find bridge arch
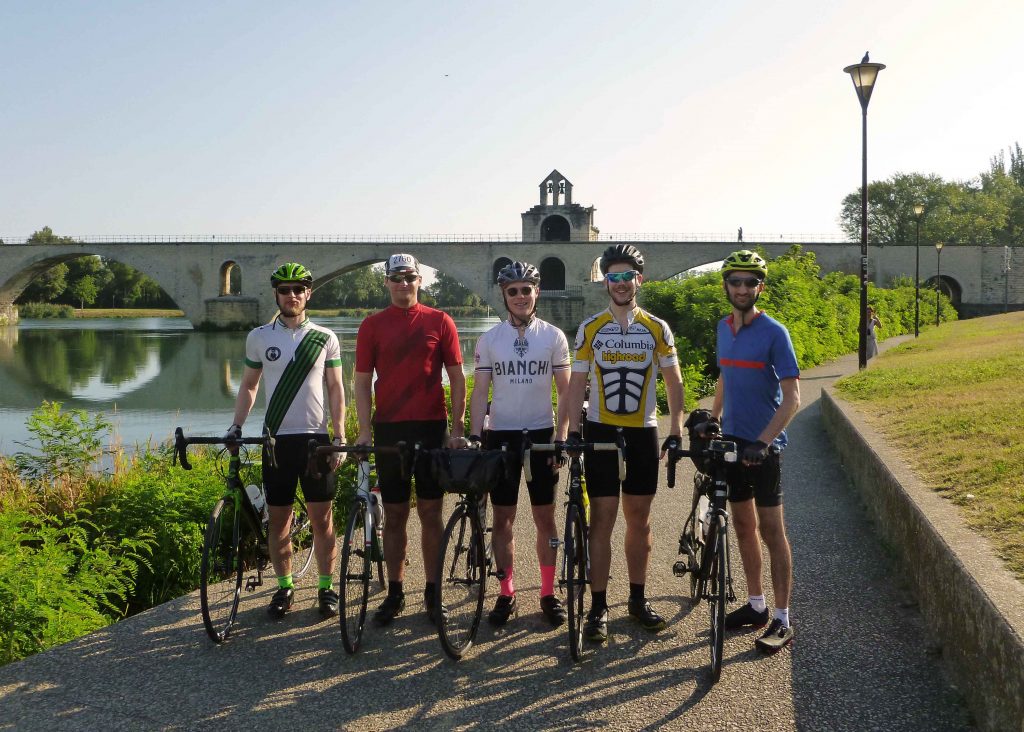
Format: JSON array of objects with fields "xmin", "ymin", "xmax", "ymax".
[
  {"xmin": 219, "ymin": 261, "xmax": 241, "ymax": 296},
  {"xmin": 491, "ymin": 257, "xmax": 513, "ymax": 285},
  {"xmin": 540, "ymin": 257, "xmax": 566, "ymax": 290},
  {"xmin": 540, "ymin": 215, "xmax": 570, "ymax": 242},
  {"xmin": 924, "ymin": 275, "xmax": 963, "ymax": 306}
]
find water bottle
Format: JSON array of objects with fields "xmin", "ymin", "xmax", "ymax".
[
  {"xmin": 245, "ymin": 484, "xmax": 269, "ymax": 526},
  {"xmin": 369, "ymin": 483, "xmax": 384, "ymax": 560},
  {"xmin": 697, "ymin": 495, "xmax": 712, "ymax": 541}
]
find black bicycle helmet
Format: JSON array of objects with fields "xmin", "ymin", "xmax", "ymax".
[
  {"xmin": 496, "ymin": 261, "xmax": 541, "ymax": 286},
  {"xmin": 599, "ymin": 244, "xmax": 645, "ymax": 275}
]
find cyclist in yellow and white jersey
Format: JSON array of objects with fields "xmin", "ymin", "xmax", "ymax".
[{"xmin": 565, "ymin": 244, "xmax": 685, "ymax": 643}]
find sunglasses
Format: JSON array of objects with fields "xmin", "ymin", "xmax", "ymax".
[
  {"xmin": 276, "ymin": 285, "xmax": 308, "ymax": 296},
  {"xmin": 387, "ymin": 274, "xmax": 419, "ymax": 284},
  {"xmin": 725, "ymin": 276, "xmax": 763, "ymax": 288},
  {"xmin": 605, "ymin": 270, "xmax": 640, "ymax": 283},
  {"xmin": 504, "ymin": 285, "xmax": 534, "ymax": 297}
]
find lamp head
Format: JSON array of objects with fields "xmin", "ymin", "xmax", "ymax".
[
  {"xmin": 914, "ymin": 203, "xmax": 925, "ymax": 218},
  {"xmin": 843, "ymin": 55, "xmax": 886, "ymax": 110},
  {"xmin": 935, "ymin": 241, "xmax": 944, "ymax": 251}
]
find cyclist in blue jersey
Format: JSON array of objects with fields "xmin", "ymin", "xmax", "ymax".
[
  {"xmin": 698, "ymin": 250, "xmax": 800, "ymax": 652},
  {"xmin": 227, "ymin": 263, "xmax": 345, "ymax": 621}
]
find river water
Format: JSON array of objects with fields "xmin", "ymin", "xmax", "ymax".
[{"xmin": 0, "ymin": 316, "xmax": 499, "ymax": 455}]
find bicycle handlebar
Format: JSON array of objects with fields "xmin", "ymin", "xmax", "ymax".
[
  {"xmin": 665, "ymin": 440, "xmax": 738, "ymax": 489},
  {"xmin": 173, "ymin": 426, "xmax": 276, "ymax": 471},
  {"xmin": 524, "ymin": 442, "xmax": 625, "ymax": 483},
  {"xmin": 305, "ymin": 441, "xmax": 410, "ymax": 480}
]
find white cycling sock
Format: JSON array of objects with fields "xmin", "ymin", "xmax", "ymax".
[
  {"xmin": 749, "ymin": 595, "xmax": 767, "ymax": 613},
  {"xmin": 774, "ymin": 607, "xmax": 790, "ymax": 627}
]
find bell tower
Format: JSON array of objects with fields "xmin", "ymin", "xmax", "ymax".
[{"xmin": 521, "ymin": 170, "xmax": 599, "ymax": 242}]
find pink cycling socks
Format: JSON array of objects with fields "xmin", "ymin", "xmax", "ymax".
[
  {"xmin": 540, "ymin": 565, "xmax": 555, "ymax": 597},
  {"xmin": 499, "ymin": 567, "xmax": 515, "ymax": 597}
]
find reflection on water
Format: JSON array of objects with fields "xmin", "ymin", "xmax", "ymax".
[{"xmin": 0, "ymin": 316, "xmax": 499, "ymax": 453}]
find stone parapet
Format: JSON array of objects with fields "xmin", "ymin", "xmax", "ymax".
[{"xmin": 821, "ymin": 389, "xmax": 1024, "ymax": 731}]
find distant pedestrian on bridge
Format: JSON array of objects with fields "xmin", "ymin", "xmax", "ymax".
[
  {"xmin": 227, "ymin": 262, "xmax": 346, "ymax": 621},
  {"xmin": 698, "ymin": 249, "xmax": 800, "ymax": 652},
  {"xmin": 355, "ymin": 253, "xmax": 467, "ymax": 628},
  {"xmin": 566, "ymin": 244, "xmax": 686, "ymax": 643}
]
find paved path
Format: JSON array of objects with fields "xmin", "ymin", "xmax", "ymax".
[{"xmin": 0, "ymin": 339, "xmax": 971, "ymax": 731}]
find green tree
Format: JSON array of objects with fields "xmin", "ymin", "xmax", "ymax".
[
  {"xmin": 423, "ymin": 271, "xmax": 481, "ymax": 307},
  {"xmin": 69, "ymin": 275, "xmax": 99, "ymax": 309},
  {"xmin": 316, "ymin": 265, "xmax": 388, "ymax": 308}
]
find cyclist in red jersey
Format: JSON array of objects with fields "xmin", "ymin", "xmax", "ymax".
[{"xmin": 355, "ymin": 253, "xmax": 467, "ymax": 627}]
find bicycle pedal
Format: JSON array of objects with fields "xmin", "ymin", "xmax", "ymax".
[
  {"xmin": 245, "ymin": 575, "xmax": 262, "ymax": 592},
  {"xmin": 672, "ymin": 560, "xmax": 690, "ymax": 577}
]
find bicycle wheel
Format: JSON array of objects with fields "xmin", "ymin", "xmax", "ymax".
[
  {"xmin": 200, "ymin": 498, "xmax": 244, "ymax": 644},
  {"xmin": 290, "ymin": 497, "xmax": 315, "ymax": 579},
  {"xmin": 564, "ymin": 504, "xmax": 587, "ymax": 662},
  {"xmin": 339, "ymin": 499, "xmax": 371, "ymax": 654},
  {"xmin": 707, "ymin": 520, "xmax": 727, "ymax": 683},
  {"xmin": 437, "ymin": 503, "xmax": 485, "ymax": 660}
]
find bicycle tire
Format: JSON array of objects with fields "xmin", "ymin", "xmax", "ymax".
[
  {"xmin": 200, "ymin": 497, "xmax": 244, "ymax": 644},
  {"xmin": 339, "ymin": 499, "xmax": 371, "ymax": 654},
  {"xmin": 708, "ymin": 520, "xmax": 727, "ymax": 683},
  {"xmin": 437, "ymin": 503, "xmax": 485, "ymax": 660},
  {"xmin": 565, "ymin": 504, "xmax": 587, "ymax": 662},
  {"xmin": 290, "ymin": 496, "xmax": 315, "ymax": 579}
]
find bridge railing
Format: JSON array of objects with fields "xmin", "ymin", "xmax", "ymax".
[{"xmin": 1, "ymin": 232, "xmax": 855, "ymax": 245}]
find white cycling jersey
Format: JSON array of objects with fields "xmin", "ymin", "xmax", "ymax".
[
  {"xmin": 473, "ymin": 318, "xmax": 570, "ymax": 431},
  {"xmin": 244, "ymin": 317, "xmax": 342, "ymax": 435}
]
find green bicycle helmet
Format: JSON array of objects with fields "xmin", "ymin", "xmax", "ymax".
[
  {"xmin": 270, "ymin": 262, "xmax": 313, "ymax": 286},
  {"xmin": 721, "ymin": 250, "xmax": 768, "ymax": 279}
]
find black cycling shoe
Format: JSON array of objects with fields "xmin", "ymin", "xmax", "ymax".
[
  {"xmin": 425, "ymin": 592, "xmax": 449, "ymax": 626},
  {"xmin": 725, "ymin": 602, "xmax": 770, "ymax": 630},
  {"xmin": 487, "ymin": 594, "xmax": 517, "ymax": 626},
  {"xmin": 583, "ymin": 606, "xmax": 609, "ymax": 643},
  {"xmin": 318, "ymin": 588, "xmax": 339, "ymax": 618},
  {"xmin": 755, "ymin": 618, "xmax": 795, "ymax": 653},
  {"xmin": 373, "ymin": 593, "xmax": 405, "ymax": 626},
  {"xmin": 628, "ymin": 599, "xmax": 667, "ymax": 632},
  {"xmin": 267, "ymin": 587, "xmax": 294, "ymax": 620},
  {"xmin": 540, "ymin": 594, "xmax": 567, "ymax": 627}
]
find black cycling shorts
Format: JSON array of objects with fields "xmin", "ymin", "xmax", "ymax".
[
  {"xmin": 582, "ymin": 422, "xmax": 659, "ymax": 498},
  {"xmin": 373, "ymin": 420, "xmax": 448, "ymax": 503},
  {"xmin": 485, "ymin": 428, "xmax": 557, "ymax": 507},
  {"xmin": 263, "ymin": 433, "xmax": 335, "ymax": 507},
  {"xmin": 723, "ymin": 435, "xmax": 783, "ymax": 508}
]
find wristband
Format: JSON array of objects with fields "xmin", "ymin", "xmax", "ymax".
[{"xmin": 332, "ymin": 437, "xmax": 344, "ymax": 445}]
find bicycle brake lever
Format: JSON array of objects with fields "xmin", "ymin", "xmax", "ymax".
[{"xmin": 174, "ymin": 427, "xmax": 192, "ymax": 470}]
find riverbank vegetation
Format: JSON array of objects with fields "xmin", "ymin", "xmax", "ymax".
[
  {"xmin": 640, "ymin": 245, "xmax": 955, "ymax": 391},
  {"xmin": 834, "ymin": 312, "xmax": 1024, "ymax": 580}
]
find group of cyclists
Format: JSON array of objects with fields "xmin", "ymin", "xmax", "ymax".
[{"xmin": 226, "ymin": 243, "xmax": 800, "ymax": 654}]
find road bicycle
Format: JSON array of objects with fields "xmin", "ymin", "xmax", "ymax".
[
  {"xmin": 525, "ymin": 432, "xmax": 624, "ymax": 662},
  {"xmin": 174, "ymin": 427, "xmax": 314, "ymax": 644},
  {"xmin": 667, "ymin": 437, "xmax": 739, "ymax": 682},
  {"xmin": 307, "ymin": 441, "xmax": 407, "ymax": 654},
  {"xmin": 431, "ymin": 445, "xmax": 505, "ymax": 660}
]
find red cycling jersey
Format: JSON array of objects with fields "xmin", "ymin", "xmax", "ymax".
[{"xmin": 355, "ymin": 303, "xmax": 463, "ymax": 423}]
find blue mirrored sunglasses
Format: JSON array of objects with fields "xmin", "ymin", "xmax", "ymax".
[{"xmin": 605, "ymin": 270, "xmax": 640, "ymax": 283}]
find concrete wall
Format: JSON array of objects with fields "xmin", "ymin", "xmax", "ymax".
[{"xmin": 821, "ymin": 389, "xmax": 1024, "ymax": 731}]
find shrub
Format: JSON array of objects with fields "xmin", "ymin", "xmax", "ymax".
[{"xmin": 17, "ymin": 302, "xmax": 75, "ymax": 319}]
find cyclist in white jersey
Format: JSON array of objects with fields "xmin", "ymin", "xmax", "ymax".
[
  {"xmin": 227, "ymin": 263, "xmax": 345, "ymax": 621},
  {"xmin": 468, "ymin": 261, "xmax": 571, "ymax": 627}
]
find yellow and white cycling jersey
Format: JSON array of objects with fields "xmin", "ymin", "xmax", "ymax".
[{"xmin": 572, "ymin": 307, "xmax": 678, "ymax": 428}]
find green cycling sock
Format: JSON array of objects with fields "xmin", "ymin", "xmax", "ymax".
[
  {"xmin": 318, "ymin": 574, "xmax": 332, "ymax": 591},
  {"xmin": 278, "ymin": 574, "xmax": 294, "ymax": 590}
]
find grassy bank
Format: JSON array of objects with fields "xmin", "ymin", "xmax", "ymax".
[
  {"xmin": 834, "ymin": 312, "xmax": 1024, "ymax": 579},
  {"xmin": 74, "ymin": 308, "xmax": 184, "ymax": 319}
]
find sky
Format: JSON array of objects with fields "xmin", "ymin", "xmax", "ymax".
[{"xmin": 3, "ymin": 0, "xmax": 1024, "ymax": 242}]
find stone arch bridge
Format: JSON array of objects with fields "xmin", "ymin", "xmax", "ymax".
[{"xmin": 0, "ymin": 238, "xmax": 1020, "ymax": 331}]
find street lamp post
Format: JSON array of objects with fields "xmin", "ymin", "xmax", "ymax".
[
  {"xmin": 913, "ymin": 203, "xmax": 924, "ymax": 337},
  {"xmin": 844, "ymin": 53, "xmax": 886, "ymax": 369},
  {"xmin": 935, "ymin": 241, "xmax": 944, "ymax": 326}
]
